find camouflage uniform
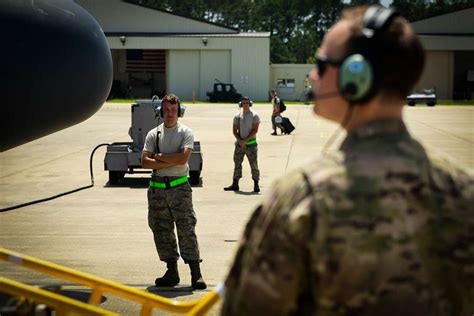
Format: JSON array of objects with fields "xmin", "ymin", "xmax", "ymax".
[
  {"xmin": 222, "ymin": 119, "xmax": 474, "ymax": 316},
  {"xmin": 233, "ymin": 144, "xmax": 260, "ymax": 181},
  {"xmin": 232, "ymin": 109, "xmax": 261, "ymax": 182},
  {"xmin": 148, "ymin": 181, "xmax": 200, "ymax": 262}
]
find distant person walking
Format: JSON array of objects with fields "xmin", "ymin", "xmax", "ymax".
[{"xmin": 270, "ymin": 89, "xmax": 281, "ymax": 135}]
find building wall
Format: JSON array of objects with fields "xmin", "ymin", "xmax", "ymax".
[
  {"xmin": 419, "ymin": 35, "xmax": 474, "ymax": 51},
  {"xmin": 198, "ymin": 50, "xmax": 231, "ymax": 98},
  {"xmin": 168, "ymin": 50, "xmax": 201, "ymax": 99},
  {"xmin": 418, "ymin": 36, "xmax": 473, "ymax": 99},
  {"xmin": 415, "ymin": 51, "xmax": 453, "ymax": 99},
  {"xmin": 453, "ymin": 51, "xmax": 474, "ymax": 99},
  {"xmin": 166, "ymin": 50, "xmax": 231, "ymax": 100},
  {"xmin": 270, "ymin": 64, "xmax": 314, "ymax": 101},
  {"xmin": 109, "ymin": 36, "xmax": 270, "ymax": 101}
]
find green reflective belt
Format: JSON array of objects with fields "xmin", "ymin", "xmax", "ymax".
[
  {"xmin": 149, "ymin": 176, "xmax": 188, "ymax": 189},
  {"xmin": 246, "ymin": 138, "xmax": 257, "ymax": 145}
]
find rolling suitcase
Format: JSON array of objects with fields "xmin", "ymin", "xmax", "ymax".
[{"xmin": 280, "ymin": 117, "xmax": 295, "ymax": 134}]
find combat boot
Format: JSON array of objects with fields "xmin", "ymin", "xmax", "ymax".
[
  {"xmin": 223, "ymin": 179, "xmax": 239, "ymax": 191},
  {"xmin": 188, "ymin": 260, "xmax": 207, "ymax": 290},
  {"xmin": 155, "ymin": 261, "xmax": 180, "ymax": 286},
  {"xmin": 253, "ymin": 180, "xmax": 260, "ymax": 193}
]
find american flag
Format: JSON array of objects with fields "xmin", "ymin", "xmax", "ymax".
[{"xmin": 126, "ymin": 49, "xmax": 165, "ymax": 73}]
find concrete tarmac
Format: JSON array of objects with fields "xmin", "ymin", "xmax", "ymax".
[{"xmin": 1, "ymin": 103, "xmax": 473, "ymax": 315}]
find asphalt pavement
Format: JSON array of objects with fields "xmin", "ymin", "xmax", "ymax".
[{"xmin": 1, "ymin": 103, "xmax": 472, "ymax": 315}]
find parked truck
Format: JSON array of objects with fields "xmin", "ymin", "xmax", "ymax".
[{"xmin": 206, "ymin": 82, "xmax": 242, "ymax": 103}]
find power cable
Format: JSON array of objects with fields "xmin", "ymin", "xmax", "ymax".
[{"xmin": 0, "ymin": 143, "xmax": 111, "ymax": 213}]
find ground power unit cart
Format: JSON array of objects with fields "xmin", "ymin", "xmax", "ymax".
[{"xmin": 104, "ymin": 98, "xmax": 203, "ymax": 185}]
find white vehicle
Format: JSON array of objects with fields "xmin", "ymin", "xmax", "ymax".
[{"xmin": 407, "ymin": 88, "xmax": 436, "ymax": 106}]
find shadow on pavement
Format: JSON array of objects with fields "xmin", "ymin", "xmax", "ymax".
[
  {"xmin": 233, "ymin": 191, "xmax": 260, "ymax": 196},
  {"xmin": 146, "ymin": 284, "xmax": 213, "ymax": 299}
]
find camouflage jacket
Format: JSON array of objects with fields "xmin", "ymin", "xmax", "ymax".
[{"xmin": 222, "ymin": 119, "xmax": 474, "ymax": 316}]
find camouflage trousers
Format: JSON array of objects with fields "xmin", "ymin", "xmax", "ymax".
[
  {"xmin": 233, "ymin": 144, "xmax": 260, "ymax": 181},
  {"xmin": 147, "ymin": 182, "xmax": 201, "ymax": 262}
]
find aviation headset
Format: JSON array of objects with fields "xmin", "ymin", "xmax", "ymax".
[
  {"xmin": 338, "ymin": 5, "xmax": 400, "ymax": 104},
  {"xmin": 159, "ymin": 96, "xmax": 185, "ymax": 118},
  {"xmin": 238, "ymin": 97, "xmax": 253, "ymax": 107}
]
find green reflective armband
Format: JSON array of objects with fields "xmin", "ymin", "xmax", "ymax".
[{"xmin": 246, "ymin": 138, "xmax": 257, "ymax": 145}]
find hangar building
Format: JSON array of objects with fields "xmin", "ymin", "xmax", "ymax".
[
  {"xmin": 268, "ymin": 7, "xmax": 474, "ymax": 101},
  {"xmin": 411, "ymin": 7, "xmax": 474, "ymax": 100},
  {"xmin": 76, "ymin": 0, "xmax": 270, "ymax": 101},
  {"xmin": 77, "ymin": 1, "xmax": 473, "ymax": 101}
]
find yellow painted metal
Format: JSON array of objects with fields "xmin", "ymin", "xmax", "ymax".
[
  {"xmin": 0, "ymin": 277, "xmax": 117, "ymax": 316},
  {"xmin": 139, "ymin": 303, "xmax": 154, "ymax": 316},
  {"xmin": 186, "ymin": 290, "xmax": 221, "ymax": 316},
  {"xmin": 0, "ymin": 247, "xmax": 217, "ymax": 314},
  {"xmin": 89, "ymin": 286, "xmax": 104, "ymax": 305}
]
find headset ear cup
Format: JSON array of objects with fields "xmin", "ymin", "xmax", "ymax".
[
  {"xmin": 178, "ymin": 105, "xmax": 186, "ymax": 117},
  {"xmin": 339, "ymin": 54, "xmax": 373, "ymax": 103},
  {"xmin": 238, "ymin": 101, "xmax": 242, "ymax": 107},
  {"xmin": 343, "ymin": 83, "xmax": 358, "ymax": 96},
  {"xmin": 178, "ymin": 98, "xmax": 185, "ymax": 117}
]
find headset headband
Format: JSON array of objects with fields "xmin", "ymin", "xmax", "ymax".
[
  {"xmin": 339, "ymin": 6, "xmax": 400, "ymax": 104},
  {"xmin": 363, "ymin": 6, "xmax": 400, "ymax": 38}
]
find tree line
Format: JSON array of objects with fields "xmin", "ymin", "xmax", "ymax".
[{"xmin": 126, "ymin": 0, "xmax": 474, "ymax": 63}]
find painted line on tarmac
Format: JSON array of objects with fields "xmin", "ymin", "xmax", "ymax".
[{"xmin": 411, "ymin": 118, "xmax": 473, "ymax": 144}]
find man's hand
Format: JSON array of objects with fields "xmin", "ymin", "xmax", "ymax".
[{"xmin": 239, "ymin": 140, "xmax": 246, "ymax": 150}]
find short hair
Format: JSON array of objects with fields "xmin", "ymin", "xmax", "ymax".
[
  {"xmin": 241, "ymin": 96, "xmax": 250, "ymax": 101},
  {"xmin": 162, "ymin": 93, "xmax": 180, "ymax": 107},
  {"xmin": 271, "ymin": 89, "xmax": 277, "ymax": 94},
  {"xmin": 341, "ymin": 6, "xmax": 425, "ymax": 99}
]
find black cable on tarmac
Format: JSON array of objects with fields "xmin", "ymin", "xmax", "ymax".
[{"xmin": 0, "ymin": 143, "xmax": 110, "ymax": 213}]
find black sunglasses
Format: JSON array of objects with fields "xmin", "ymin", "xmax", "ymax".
[{"xmin": 316, "ymin": 56, "xmax": 344, "ymax": 77}]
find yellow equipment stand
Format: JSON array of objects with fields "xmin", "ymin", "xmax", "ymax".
[{"xmin": 0, "ymin": 248, "xmax": 221, "ymax": 315}]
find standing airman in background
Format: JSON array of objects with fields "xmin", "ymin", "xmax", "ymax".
[
  {"xmin": 224, "ymin": 96, "xmax": 261, "ymax": 193},
  {"xmin": 222, "ymin": 5, "xmax": 474, "ymax": 315}
]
